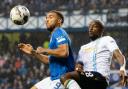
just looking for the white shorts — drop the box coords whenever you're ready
[34,77,65,89]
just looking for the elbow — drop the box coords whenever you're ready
[64,52,69,57]
[60,51,69,58]
[44,60,49,64]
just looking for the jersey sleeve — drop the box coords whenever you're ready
[77,47,83,63]
[53,30,68,45]
[106,36,119,52]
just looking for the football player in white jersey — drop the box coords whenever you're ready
[60,20,127,89]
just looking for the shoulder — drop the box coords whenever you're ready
[101,36,117,47]
[53,28,67,36]
[101,36,115,41]
[80,43,90,50]
[55,28,66,34]
[99,36,116,44]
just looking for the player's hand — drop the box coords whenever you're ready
[31,49,39,56]
[75,62,84,72]
[18,43,33,55]
[119,70,128,86]
[36,47,48,54]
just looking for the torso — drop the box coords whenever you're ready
[78,36,119,79]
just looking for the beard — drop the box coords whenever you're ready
[89,35,100,41]
[46,21,57,32]
[46,25,56,32]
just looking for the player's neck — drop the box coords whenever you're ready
[51,26,60,34]
[90,35,102,41]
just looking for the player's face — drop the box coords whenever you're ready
[45,12,59,32]
[88,21,102,40]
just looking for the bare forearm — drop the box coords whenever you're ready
[36,44,69,58]
[113,49,125,65]
[46,48,69,57]
[118,55,126,70]
[113,49,126,70]
[34,53,49,64]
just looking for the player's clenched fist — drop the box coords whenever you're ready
[18,43,33,55]
[119,70,128,86]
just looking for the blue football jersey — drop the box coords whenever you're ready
[49,27,75,80]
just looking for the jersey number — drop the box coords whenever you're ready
[54,82,61,89]
[85,72,94,77]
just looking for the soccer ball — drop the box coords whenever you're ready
[10,5,30,25]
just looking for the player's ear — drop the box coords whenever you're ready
[58,19,62,24]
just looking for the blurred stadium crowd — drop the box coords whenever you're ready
[0,0,127,25]
[0,33,50,89]
[0,0,128,89]
[0,0,128,16]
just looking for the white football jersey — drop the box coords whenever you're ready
[77,36,119,79]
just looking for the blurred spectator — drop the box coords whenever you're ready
[0,56,5,67]
[0,0,127,16]
[43,40,49,48]
[15,58,21,69]
[0,34,9,54]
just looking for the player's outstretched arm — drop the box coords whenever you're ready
[36,44,69,58]
[113,49,127,86]
[18,43,49,64]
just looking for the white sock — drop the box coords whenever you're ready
[65,79,81,89]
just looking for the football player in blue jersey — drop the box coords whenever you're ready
[18,10,75,89]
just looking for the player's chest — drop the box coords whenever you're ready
[80,41,106,55]
[49,39,57,49]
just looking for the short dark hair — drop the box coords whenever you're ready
[48,10,64,24]
[93,20,104,29]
